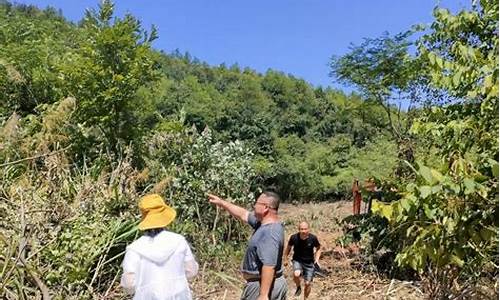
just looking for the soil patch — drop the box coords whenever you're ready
[193,201,424,299]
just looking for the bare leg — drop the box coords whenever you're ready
[304,281,312,299]
[293,270,301,288]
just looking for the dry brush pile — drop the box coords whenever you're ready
[0,100,256,299]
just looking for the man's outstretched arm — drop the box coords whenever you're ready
[208,194,249,223]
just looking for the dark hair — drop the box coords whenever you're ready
[144,228,164,238]
[262,190,281,210]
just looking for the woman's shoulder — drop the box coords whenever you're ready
[159,230,182,238]
[158,230,189,244]
[128,231,186,248]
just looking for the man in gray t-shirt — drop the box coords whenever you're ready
[209,191,287,300]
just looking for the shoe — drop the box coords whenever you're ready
[294,286,301,297]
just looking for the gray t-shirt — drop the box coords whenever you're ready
[241,213,284,276]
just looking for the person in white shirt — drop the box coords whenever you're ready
[121,194,199,300]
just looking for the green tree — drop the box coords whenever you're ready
[58,0,158,160]
[377,1,498,297]
[329,31,424,166]
[0,2,75,117]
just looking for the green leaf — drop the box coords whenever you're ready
[400,197,412,211]
[430,169,444,183]
[450,254,464,267]
[406,225,416,237]
[428,52,436,65]
[423,204,436,219]
[488,159,499,179]
[479,228,495,241]
[453,71,461,86]
[406,183,417,192]
[372,200,393,220]
[418,163,435,184]
[448,183,460,194]
[419,186,432,198]
[484,75,493,90]
[431,185,442,194]
[463,178,475,195]
[466,90,477,98]
[444,217,455,233]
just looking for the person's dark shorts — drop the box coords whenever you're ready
[241,276,287,300]
[292,260,315,282]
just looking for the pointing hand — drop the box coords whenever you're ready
[208,194,223,205]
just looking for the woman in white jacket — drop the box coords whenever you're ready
[121,194,199,300]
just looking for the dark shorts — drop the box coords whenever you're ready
[292,260,315,282]
[240,276,287,300]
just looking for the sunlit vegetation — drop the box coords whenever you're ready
[0,0,497,298]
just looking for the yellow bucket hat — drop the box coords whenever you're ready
[138,194,176,230]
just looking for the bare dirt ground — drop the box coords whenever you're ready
[193,201,425,300]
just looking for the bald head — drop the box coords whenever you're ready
[298,221,309,230]
[298,221,310,239]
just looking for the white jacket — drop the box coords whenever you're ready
[120,231,199,300]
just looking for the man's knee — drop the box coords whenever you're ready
[304,281,312,287]
[293,270,301,277]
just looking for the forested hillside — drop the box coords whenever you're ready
[0,0,497,299]
[0,1,398,298]
[0,1,398,201]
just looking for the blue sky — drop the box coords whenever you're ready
[19,0,470,90]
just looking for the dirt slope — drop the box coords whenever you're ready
[194,201,424,300]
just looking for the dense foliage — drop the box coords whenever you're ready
[0,0,497,298]
[332,0,498,298]
[0,1,398,201]
[0,1,399,298]
[148,55,398,199]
